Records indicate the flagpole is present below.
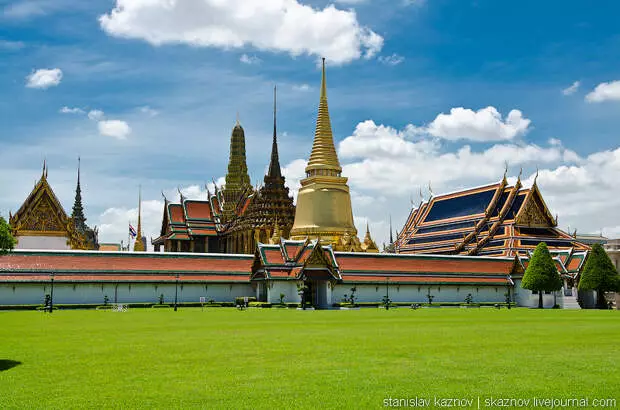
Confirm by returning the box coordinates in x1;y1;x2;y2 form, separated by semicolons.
128;219;131;252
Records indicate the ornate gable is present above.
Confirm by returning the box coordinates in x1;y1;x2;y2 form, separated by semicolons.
11;174;70;236
515;184;556;228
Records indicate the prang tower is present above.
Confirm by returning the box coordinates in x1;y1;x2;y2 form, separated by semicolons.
290;59;361;250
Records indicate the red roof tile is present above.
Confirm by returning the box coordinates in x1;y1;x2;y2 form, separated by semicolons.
185;201;212;220
0;252;252;276
169;204;185;224
336;254;513;275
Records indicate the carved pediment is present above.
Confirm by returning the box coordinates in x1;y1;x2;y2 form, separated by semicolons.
21;194;66;232
304;244;332;269
515;193;552;227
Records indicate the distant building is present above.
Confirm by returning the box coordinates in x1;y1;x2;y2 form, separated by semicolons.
604;239;620;271
99;243;122;251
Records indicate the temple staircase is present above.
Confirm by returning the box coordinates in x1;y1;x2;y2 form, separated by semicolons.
562;292;581;310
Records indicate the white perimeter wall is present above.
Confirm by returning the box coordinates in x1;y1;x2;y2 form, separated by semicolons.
16;235;70;250
0;283;254;305
333;284;508;304
512;279;559;308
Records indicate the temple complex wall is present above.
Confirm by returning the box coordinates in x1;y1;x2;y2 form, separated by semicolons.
512;279;559;308
15;235;70;250
0;283;254;306
332;284;507;304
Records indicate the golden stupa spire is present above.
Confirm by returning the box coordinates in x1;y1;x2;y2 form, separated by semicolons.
133;186;145;252
306;58;342;176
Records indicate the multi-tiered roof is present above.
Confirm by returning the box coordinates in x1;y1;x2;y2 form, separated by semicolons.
396;173;590;259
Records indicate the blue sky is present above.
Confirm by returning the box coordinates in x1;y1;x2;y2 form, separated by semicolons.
2;0;620;247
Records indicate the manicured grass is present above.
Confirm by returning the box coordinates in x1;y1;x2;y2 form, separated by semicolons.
1;308;618;409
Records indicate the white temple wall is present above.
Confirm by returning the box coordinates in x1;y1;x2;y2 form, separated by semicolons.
512;279;558;308
333;284;508;304
0;282;254;305
267;281;301;304
15;235;70;250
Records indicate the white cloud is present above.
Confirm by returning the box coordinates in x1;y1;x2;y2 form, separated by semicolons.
98;120;131;140
99;0;383;64
585;80;620;103
59;106;85;114
292;83;311;92
337;119;578;194
139;106;159;117
25;68;62;89
88;110;105;121
425;106;531;141
562;80;580;96
0;39;25;50
240;54;261;65
378;53;404;66
2;2;47;19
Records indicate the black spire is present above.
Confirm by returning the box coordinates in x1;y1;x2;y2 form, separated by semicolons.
266;85;283;182
72;157;87;232
389;215;394;244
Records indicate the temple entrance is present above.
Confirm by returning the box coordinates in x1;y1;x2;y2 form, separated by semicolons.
305;279;329;309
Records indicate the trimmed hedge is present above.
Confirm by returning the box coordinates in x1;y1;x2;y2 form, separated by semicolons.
248;302;272;308
235;296;257;306
152;304;171;308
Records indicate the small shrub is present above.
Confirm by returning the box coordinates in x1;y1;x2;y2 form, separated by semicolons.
103;295;109;306
159;294;164;305
464;293;473;305
279;293;286;304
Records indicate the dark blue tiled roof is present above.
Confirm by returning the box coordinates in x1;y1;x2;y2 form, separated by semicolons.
416;219;478;234
407;231;466;245
425;188;496;222
520;239;573;247
507;192;526;219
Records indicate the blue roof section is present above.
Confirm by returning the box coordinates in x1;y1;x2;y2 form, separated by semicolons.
507;192;526;219
415;219;479;234
424;188;497;222
491;191;511;217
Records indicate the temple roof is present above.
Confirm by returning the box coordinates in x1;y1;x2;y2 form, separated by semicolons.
396;175;590;260
0;250;252;283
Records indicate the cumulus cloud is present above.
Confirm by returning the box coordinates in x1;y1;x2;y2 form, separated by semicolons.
240;54;261;65
562;81;580;96
0;39;25;50
378;53;404;66
99;0;383;64
292;83;311;92
59;106;85;114
25;68;62;89
88;110;105;121
139;106;159;117
337;119;578;194
98;120;131;140
585;80;620;103
425;106;531;141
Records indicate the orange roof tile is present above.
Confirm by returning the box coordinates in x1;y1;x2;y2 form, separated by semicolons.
0;251;252;276
336;254;513;275
185;201;212;220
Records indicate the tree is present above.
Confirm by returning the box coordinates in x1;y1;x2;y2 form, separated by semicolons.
521;242;562;308
0;217;16;255
578;243;620;309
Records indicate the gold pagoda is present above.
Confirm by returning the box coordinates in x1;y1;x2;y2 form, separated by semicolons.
290;59;377;252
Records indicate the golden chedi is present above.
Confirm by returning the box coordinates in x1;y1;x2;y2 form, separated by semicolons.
291;58;369;251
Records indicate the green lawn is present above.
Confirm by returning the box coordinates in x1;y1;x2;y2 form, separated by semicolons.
1;308;618;409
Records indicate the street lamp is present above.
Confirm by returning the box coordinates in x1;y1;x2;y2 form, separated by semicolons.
174;273;179;311
49;272;55;313
385;277;390;311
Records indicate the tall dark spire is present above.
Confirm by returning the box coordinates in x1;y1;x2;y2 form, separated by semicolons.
267;85;283;181
223;116;252;222
389;214;394;244
72;157;87;232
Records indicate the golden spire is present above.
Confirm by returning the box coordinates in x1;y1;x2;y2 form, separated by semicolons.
306;58;342;176
133;186;145;251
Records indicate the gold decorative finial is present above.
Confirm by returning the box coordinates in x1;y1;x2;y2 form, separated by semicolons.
533;166;539;186
133;185;145;251
305;57;342;175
